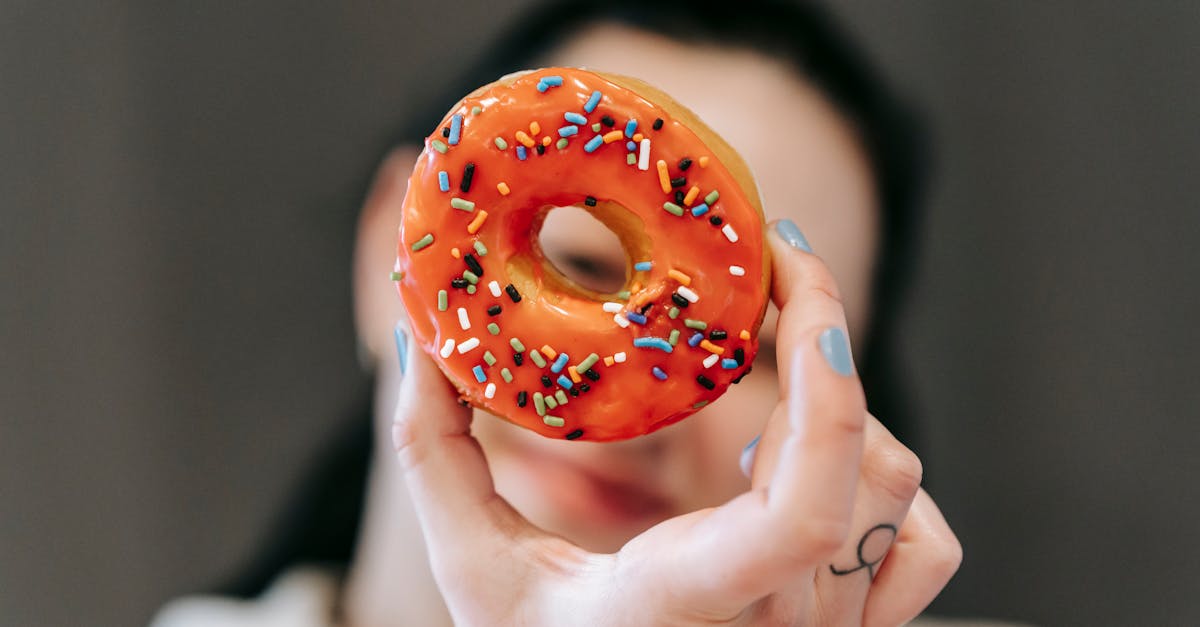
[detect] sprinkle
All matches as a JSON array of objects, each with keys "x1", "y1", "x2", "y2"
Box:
[
  {"x1": 566, "y1": 429, "x2": 584, "y2": 440},
  {"x1": 603, "y1": 356, "x2": 615, "y2": 366},
  {"x1": 705, "y1": 190, "x2": 720, "y2": 205},
  {"x1": 614, "y1": 351, "x2": 627, "y2": 363},
  {"x1": 472, "y1": 365, "x2": 487, "y2": 382},
  {"x1": 556, "y1": 138, "x2": 569, "y2": 150},
  {"x1": 740, "y1": 329, "x2": 751, "y2": 340},
  {"x1": 652, "y1": 366, "x2": 668, "y2": 380},
  {"x1": 544, "y1": 394, "x2": 557, "y2": 410},
  {"x1": 558, "y1": 124, "x2": 579, "y2": 137},
  {"x1": 652, "y1": 117, "x2": 664, "y2": 130},
  {"x1": 667, "y1": 269, "x2": 692, "y2": 286},
  {"x1": 437, "y1": 171, "x2": 450, "y2": 192},
  {"x1": 529, "y1": 349, "x2": 547, "y2": 368},
  {"x1": 515, "y1": 130, "x2": 536, "y2": 148},
  {"x1": 456, "y1": 307, "x2": 471, "y2": 330},
  {"x1": 534, "y1": 392, "x2": 546, "y2": 415},
  {"x1": 626, "y1": 141, "x2": 637, "y2": 151},
  {"x1": 513, "y1": 352, "x2": 525, "y2": 366},
  {"x1": 479, "y1": 281, "x2": 496, "y2": 298},
  {"x1": 699, "y1": 156, "x2": 710, "y2": 167},
  {"x1": 494, "y1": 137, "x2": 508, "y2": 150},
  {"x1": 555, "y1": 390, "x2": 569, "y2": 405},
  {"x1": 542, "y1": 75, "x2": 563, "y2": 87},
  {"x1": 487, "y1": 322, "x2": 500, "y2": 335},
  {"x1": 670, "y1": 177, "x2": 687, "y2": 189},
  {"x1": 499, "y1": 367, "x2": 513, "y2": 383},
  {"x1": 584, "y1": 368, "x2": 600, "y2": 381},
  {"x1": 541, "y1": 375, "x2": 553, "y2": 388},
  {"x1": 505, "y1": 284, "x2": 522, "y2": 303},
  {"x1": 460, "y1": 162, "x2": 475, "y2": 192},
  {"x1": 448, "y1": 114, "x2": 463, "y2": 145},
  {"x1": 700, "y1": 339, "x2": 726, "y2": 356},
  {"x1": 432, "y1": 139, "x2": 448, "y2": 154},
  {"x1": 638, "y1": 139, "x2": 651, "y2": 170},
  {"x1": 662, "y1": 202, "x2": 684, "y2": 217},
  {"x1": 734, "y1": 347, "x2": 745, "y2": 365},
  {"x1": 462, "y1": 271, "x2": 479, "y2": 284},
  {"x1": 451, "y1": 198, "x2": 475, "y2": 212},
  {"x1": 543, "y1": 415, "x2": 565, "y2": 428},
  {"x1": 411, "y1": 233, "x2": 434, "y2": 251},
  {"x1": 516, "y1": 145, "x2": 527, "y2": 160},
  {"x1": 529, "y1": 121, "x2": 540, "y2": 135},
  {"x1": 437, "y1": 290, "x2": 448, "y2": 311},
  {"x1": 668, "y1": 307, "x2": 680, "y2": 319},
  {"x1": 683, "y1": 186, "x2": 701, "y2": 206},
  {"x1": 601, "y1": 115, "x2": 615, "y2": 127},
  {"x1": 696, "y1": 374, "x2": 716, "y2": 390},
  {"x1": 633, "y1": 337, "x2": 673, "y2": 353},
  {"x1": 584, "y1": 135, "x2": 604, "y2": 153},
  {"x1": 564, "y1": 112, "x2": 587, "y2": 125},
  {"x1": 466, "y1": 284, "x2": 477, "y2": 294},
  {"x1": 722, "y1": 224, "x2": 739, "y2": 243},
  {"x1": 576, "y1": 353, "x2": 600, "y2": 373},
  {"x1": 440, "y1": 339, "x2": 456, "y2": 358},
  {"x1": 541, "y1": 344, "x2": 557, "y2": 360},
  {"x1": 710, "y1": 216, "x2": 723, "y2": 227},
  {"x1": 599, "y1": 130, "x2": 621, "y2": 144},
  {"x1": 591, "y1": 123, "x2": 601, "y2": 132},
  {"x1": 688, "y1": 333, "x2": 704, "y2": 347},
  {"x1": 626, "y1": 153, "x2": 637, "y2": 165},
  {"x1": 721, "y1": 358, "x2": 739, "y2": 369},
  {"x1": 595, "y1": 302, "x2": 619, "y2": 314},
  {"x1": 668, "y1": 329, "x2": 680, "y2": 346},
  {"x1": 486, "y1": 304, "x2": 501, "y2": 316},
  {"x1": 578, "y1": 196, "x2": 595, "y2": 208},
  {"x1": 624, "y1": 119, "x2": 638, "y2": 138},
  {"x1": 703, "y1": 354, "x2": 720, "y2": 368},
  {"x1": 510, "y1": 338, "x2": 525, "y2": 352},
  {"x1": 390, "y1": 271, "x2": 404, "y2": 281},
  {"x1": 450, "y1": 247, "x2": 461, "y2": 259},
  {"x1": 634, "y1": 261, "x2": 653, "y2": 271},
  {"x1": 497, "y1": 182, "x2": 510, "y2": 195},
  {"x1": 584, "y1": 91, "x2": 602, "y2": 112},
  {"x1": 517, "y1": 390, "x2": 527, "y2": 407},
  {"x1": 626, "y1": 312, "x2": 647, "y2": 325},
  {"x1": 451, "y1": 277, "x2": 468, "y2": 289},
  {"x1": 484, "y1": 382, "x2": 496, "y2": 398},
  {"x1": 710, "y1": 330, "x2": 728, "y2": 341},
  {"x1": 464, "y1": 254, "x2": 484, "y2": 277},
  {"x1": 616, "y1": 290, "x2": 631, "y2": 300},
  {"x1": 613, "y1": 313, "x2": 630, "y2": 328},
  {"x1": 568, "y1": 365, "x2": 582, "y2": 383},
  {"x1": 685, "y1": 319, "x2": 708, "y2": 330},
  {"x1": 656, "y1": 160, "x2": 671, "y2": 193},
  {"x1": 557, "y1": 375, "x2": 573, "y2": 389},
  {"x1": 729, "y1": 265, "x2": 746, "y2": 276},
  {"x1": 465, "y1": 210, "x2": 489, "y2": 235},
  {"x1": 473, "y1": 241, "x2": 488, "y2": 256},
  {"x1": 690, "y1": 203, "x2": 710, "y2": 217},
  {"x1": 550, "y1": 353, "x2": 570, "y2": 373},
  {"x1": 457, "y1": 337, "x2": 480, "y2": 353},
  {"x1": 536, "y1": 144, "x2": 546, "y2": 155},
  {"x1": 676, "y1": 286, "x2": 699, "y2": 303},
  {"x1": 678, "y1": 158, "x2": 692, "y2": 171},
  {"x1": 671, "y1": 293, "x2": 690, "y2": 309}
]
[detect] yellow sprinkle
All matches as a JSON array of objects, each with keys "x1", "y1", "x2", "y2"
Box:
[
  {"x1": 683, "y1": 185, "x2": 701, "y2": 206},
  {"x1": 667, "y1": 269, "x2": 692, "y2": 286},
  {"x1": 602, "y1": 130, "x2": 624, "y2": 144},
  {"x1": 699, "y1": 339, "x2": 726, "y2": 355},
  {"x1": 603, "y1": 356, "x2": 615, "y2": 367},
  {"x1": 739, "y1": 329, "x2": 750, "y2": 340},
  {"x1": 632, "y1": 132, "x2": 644, "y2": 142},
  {"x1": 541, "y1": 344, "x2": 557, "y2": 360},
  {"x1": 529, "y1": 121, "x2": 541, "y2": 135},
  {"x1": 542, "y1": 136, "x2": 551, "y2": 146},
  {"x1": 656, "y1": 160, "x2": 670, "y2": 193},
  {"x1": 515, "y1": 130, "x2": 536, "y2": 148},
  {"x1": 467, "y1": 210, "x2": 489, "y2": 234},
  {"x1": 496, "y1": 182, "x2": 510, "y2": 195},
  {"x1": 699, "y1": 155, "x2": 710, "y2": 168},
  {"x1": 568, "y1": 366, "x2": 582, "y2": 383},
  {"x1": 450, "y1": 247, "x2": 461, "y2": 259}
]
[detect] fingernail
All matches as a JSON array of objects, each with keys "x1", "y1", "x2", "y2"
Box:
[
  {"x1": 739, "y1": 435, "x2": 760, "y2": 479},
  {"x1": 393, "y1": 323, "x2": 409, "y2": 375},
  {"x1": 775, "y1": 219, "x2": 812, "y2": 253},
  {"x1": 818, "y1": 327, "x2": 854, "y2": 376}
]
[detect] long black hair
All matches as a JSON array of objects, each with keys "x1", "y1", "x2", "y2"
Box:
[{"x1": 224, "y1": 0, "x2": 930, "y2": 596}]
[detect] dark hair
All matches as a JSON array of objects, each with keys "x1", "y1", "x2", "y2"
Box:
[{"x1": 224, "y1": 0, "x2": 930, "y2": 597}]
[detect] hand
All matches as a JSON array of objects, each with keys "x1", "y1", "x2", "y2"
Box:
[{"x1": 390, "y1": 219, "x2": 961, "y2": 626}]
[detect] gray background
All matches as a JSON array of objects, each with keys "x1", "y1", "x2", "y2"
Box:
[{"x1": 3, "y1": 1, "x2": 1198, "y2": 625}]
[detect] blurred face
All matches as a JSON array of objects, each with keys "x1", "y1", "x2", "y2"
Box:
[{"x1": 470, "y1": 25, "x2": 880, "y2": 552}]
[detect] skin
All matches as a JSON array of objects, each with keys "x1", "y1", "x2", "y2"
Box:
[{"x1": 346, "y1": 25, "x2": 959, "y2": 627}]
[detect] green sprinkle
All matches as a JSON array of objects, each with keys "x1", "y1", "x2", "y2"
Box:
[
  {"x1": 534, "y1": 392, "x2": 547, "y2": 415},
  {"x1": 556, "y1": 138, "x2": 569, "y2": 150},
  {"x1": 705, "y1": 190, "x2": 720, "y2": 205},
  {"x1": 668, "y1": 329, "x2": 680, "y2": 346},
  {"x1": 494, "y1": 137, "x2": 508, "y2": 150},
  {"x1": 450, "y1": 197, "x2": 475, "y2": 211},
  {"x1": 411, "y1": 233, "x2": 434, "y2": 251},
  {"x1": 555, "y1": 390, "x2": 569, "y2": 405},
  {"x1": 616, "y1": 290, "x2": 631, "y2": 301},
  {"x1": 543, "y1": 415, "x2": 565, "y2": 428},
  {"x1": 685, "y1": 318, "x2": 708, "y2": 330},
  {"x1": 437, "y1": 290, "x2": 448, "y2": 311},
  {"x1": 471, "y1": 105, "x2": 482, "y2": 115},
  {"x1": 466, "y1": 284, "x2": 477, "y2": 294},
  {"x1": 389, "y1": 271, "x2": 404, "y2": 281},
  {"x1": 432, "y1": 140, "x2": 448, "y2": 154},
  {"x1": 473, "y1": 240, "x2": 488, "y2": 256},
  {"x1": 530, "y1": 350, "x2": 547, "y2": 368},
  {"x1": 692, "y1": 400, "x2": 710, "y2": 409},
  {"x1": 487, "y1": 322, "x2": 500, "y2": 336},
  {"x1": 668, "y1": 306, "x2": 680, "y2": 319},
  {"x1": 500, "y1": 368, "x2": 513, "y2": 383},
  {"x1": 510, "y1": 338, "x2": 526, "y2": 352},
  {"x1": 463, "y1": 270, "x2": 479, "y2": 284},
  {"x1": 483, "y1": 351, "x2": 497, "y2": 366},
  {"x1": 544, "y1": 394, "x2": 558, "y2": 410},
  {"x1": 662, "y1": 202, "x2": 684, "y2": 217},
  {"x1": 591, "y1": 123, "x2": 601, "y2": 132},
  {"x1": 576, "y1": 353, "x2": 600, "y2": 373}
]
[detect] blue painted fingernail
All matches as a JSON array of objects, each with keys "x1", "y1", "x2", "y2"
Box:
[
  {"x1": 818, "y1": 327, "x2": 854, "y2": 376},
  {"x1": 739, "y1": 435, "x2": 760, "y2": 478},
  {"x1": 393, "y1": 323, "x2": 409, "y2": 375},
  {"x1": 775, "y1": 219, "x2": 812, "y2": 253}
]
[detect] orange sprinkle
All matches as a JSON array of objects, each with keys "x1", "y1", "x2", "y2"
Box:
[
  {"x1": 466, "y1": 210, "x2": 489, "y2": 234},
  {"x1": 699, "y1": 155, "x2": 710, "y2": 168},
  {"x1": 450, "y1": 247, "x2": 461, "y2": 259},
  {"x1": 699, "y1": 340, "x2": 726, "y2": 355},
  {"x1": 656, "y1": 160, "x2": 670, "y2": 193},
  {"x1": 630, "y1": 281, "x2": 642, "y2": 293},
  {"x1": 568, "y1": 366, "x2": 582, "y2": 383},
  {"x1": 667, "y1": 269, "x2": 692, "y2": 286},
  {"x1": 683, "y1": 185, "x2": 701, "y2": 206},
  {"x1": 602, "y1": 130, "x2": 624, "y2": 144},
  {"x1": 496, "y1": 182, "x2": 510, "y2": 195},
  {"x1": 632, "y1": 132, "x2": 644, "y2": 142},
  {"x1": 542, "y1": 135, "x2": 551, "y2": 146},
  {"x1": 603, "y1": 356, "x2": 615, "y2": 367},
  {"x1": 515, "y1": 130, "x2": 536, "y2": 148},
  {"x1": 529, "y1": 121, "x2": 541, "y2": 135},
  {"x1": 541, "y1": 344, "x2": 557, "y2": 360},
  {"x1": 739, "y1": 329, "x2": 750, "y2": 340}
]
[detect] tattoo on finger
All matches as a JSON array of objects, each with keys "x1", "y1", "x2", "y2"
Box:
[{"x1": 828, "y1": 523, "x2": 897, "y2": 580}]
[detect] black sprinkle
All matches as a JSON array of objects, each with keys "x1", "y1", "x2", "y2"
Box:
[
  {"x1": 513, "y1": 352, "x2": 525, "y2": 366},
  {"x1": 639, "y1": 302, "x2": 652, "y2": 315},
  {"x1": 566, "y1": 429, "x2": 584, "y2": 440},
  {"x1": 536, "y1": 144, "x2": 546, "y2": 155},
  {"x1": 541, "y1": 375, "x2": 553, "y2": 389},
  {"x1": 670, "y1": 176, "x2": 687, "y2": 188},
  {"x1": 579, "y1": 383, "x2": 590, "y2": 393},
  {"x1": 584, "y1": 195, "x2": 597, "y2": 207},
  {"x1": 460, "y1": 162, "x2": 475, "y2": 193},
  {"x1": 464, "y1": 253, "x2": 484, "y2": 277},
  {"x1": 674, "y1": 190, "x2": 685, "y2": 205},
  {"x1": 505, "y1": 284, "x2": 522, "y2": 303},
  {"x1": 584, "y1": 368, "x2": 600, "y2": 381},
  {"x1": 732, "y1": 366, "x2": 752, "y2": 384},
  {"x1": 570, "y1": 387, "x2": 580, "y2": 397},
  {"x1": 451, "y1": 278, "x2": 468, "y2": 289},
  {"x1": 517, "y1": 391, "x2": 528, "y2": 407},
  {"x1": 652, "y1": 118, "x2": 664, "y2": 130},
  {"x1": 696, "y1": 374, "x2": 716, "y2": 390},
  {"x1": 487, "y1": 304, "x2": 502, "y2": 316},
  {"x1": 671, "y1": 293, "x2": 690, "y2": 308},
  {"x1": 441, "y1": 127, "x2": 451, "y2": 138},
  {"x1": 734, "y1": 347, "x2": 745, "y2": 366},
  {"x1": 678, "y1": 157, "x2": 692, "y2": 171},
  {"x1": 709, "y1": 216, "x2": 723, "y2": 226},
  {"x1": 601, "y1": 115, "x2": 615, "y2": 127},
  {"x1": 456, "y1": 397, "x2": 470, "y2": 406},
  {"x1": 709, "y1": 330, "x2": 728, "y2": 341}
]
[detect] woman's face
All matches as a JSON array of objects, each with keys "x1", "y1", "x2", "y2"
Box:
[{"x1": 469, "y1": 25, "x2": 880, "y2": 552}]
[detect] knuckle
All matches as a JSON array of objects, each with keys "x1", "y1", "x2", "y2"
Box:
[
  {"x1": 864, "y1": 441, "x2": 924, "y2": 502},
  {"x1": 391, "y1": 417, "x2": 428, "y2": 471},
  {"x1": 779, "y1": 518, "x2": 851, "y2": 565}
]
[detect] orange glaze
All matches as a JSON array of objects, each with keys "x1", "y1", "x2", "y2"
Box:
[{"x1": 395, "y1": 68, "x2": 768, "y2": 441}]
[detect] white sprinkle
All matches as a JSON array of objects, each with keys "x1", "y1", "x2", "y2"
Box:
[
  {"x1": 457, "y1": 307, "x2": 471, "y2": 330},
  {"x1": 457, "y1": 337, "x2": 480, "y2": 353},
  {"x1": 676, "y1": 285, "x2": 699, "y2": 303},
  {"x1": 614, "y1": 351, "x2": 627, "y2": 363},
  {"x1": 439, "y1": 339, "x2": 456, "y2": 358},
  {"x1": 729, "y1": 265, "x2": 746, "y2": 276},
  {"x1": 722, "y1": 224, "x2": 739, "y2": 243},
  {"x1": 703, "y1": 353, "x2": 720, "y2": 368},
  {"x1": 602, "y1": 302, "x2": 623, "y2": 313},
  {"x1": 613, "y1": 313, "x2": 630, "y2": 328},
  {"x1": 637, "y1": 138, "x2": 651, "y2": 170},
  {"x1": 484, "y1": 382, "x2": 496, "y2": 399},
  {"x1": 488, "y1": 280, "x2": 501, "y2": 297}
]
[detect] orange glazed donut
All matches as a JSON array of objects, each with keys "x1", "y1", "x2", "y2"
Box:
[{"x1": 394, "y1": 68, "x2": 770, "y2": 442}]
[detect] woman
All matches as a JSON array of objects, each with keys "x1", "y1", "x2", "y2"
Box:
[{"x1": 155, "y1": 1, "x2": 970, "y2": 625}]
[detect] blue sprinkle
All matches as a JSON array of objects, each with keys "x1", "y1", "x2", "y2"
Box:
[
  {"x1": 558, "y1": 125, "x2": 579, "y2": 137},
  {"x1": 517, "y1": 145, "x2": 527, "y2": 160},
  {"x1": 626, "y1": 312, "x2": 647, "y2": 325},
  {"x1": 550, "y1": 352, "x2": 570, "y2": 373},
  {"x1": 542, "y1": 75, "x2": 563, "y2": 86},
  {"x1": 448, "y1": 114, "x2": 463, "y2": 145},
  {"x1": 688, "y1": 332, "x2": 704, "y2": 347},
  {"x1": 722, "y1": 358, "x2": 739, "y2": 369},
  {"x1": 584, "y1": 135, "x2": 604, "y2": 153},
  {"x1": 626, "y1": 141, "x2": 637, "y2": 151},
  {"x1": 472, "y1": 365, "x2": 487, "y2": 383},
  {"x1": 537, "y1": 81, "x2": 549, "y2": 93},
  {"x1": 437, "y1": 171, "x2": 450, "y2": 192},
  {"x1": 633, "y1": 261, "x2": 653, "y2": 271},
  {"x1": 557, "y1": 375, "x2": 574, "y2": 389},
  {"x1": 690, "y1": 203, "x2": 710, "y2": 217},
  {"x1": 633, "y1": 337, "x2": 674, "y2": 353},
  {"x1": 564, "y1": 112, "x2": 587, "y2": 125},
  {"x1": 624, "y1": 119, "x2": 638, "y2": 138},
  {"x1": 652, "y1": 366, "x2": 668, "y2": 381},
  {"x1": 584, "y1": 90, "x2": 602, "y2": 113}
]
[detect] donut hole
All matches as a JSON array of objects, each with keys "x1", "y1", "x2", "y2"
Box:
[{"x1": 536, "y1": 203, "x2": 646, "y2": 298}]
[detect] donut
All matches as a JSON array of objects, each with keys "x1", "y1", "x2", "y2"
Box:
[{"x1": 393, "y1": 67, "x2": 770, "y2": 442}]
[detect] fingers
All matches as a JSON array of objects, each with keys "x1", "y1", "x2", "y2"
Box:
[{"x1": 862, "y1": 489, "x2": 962, "y2": 627}]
